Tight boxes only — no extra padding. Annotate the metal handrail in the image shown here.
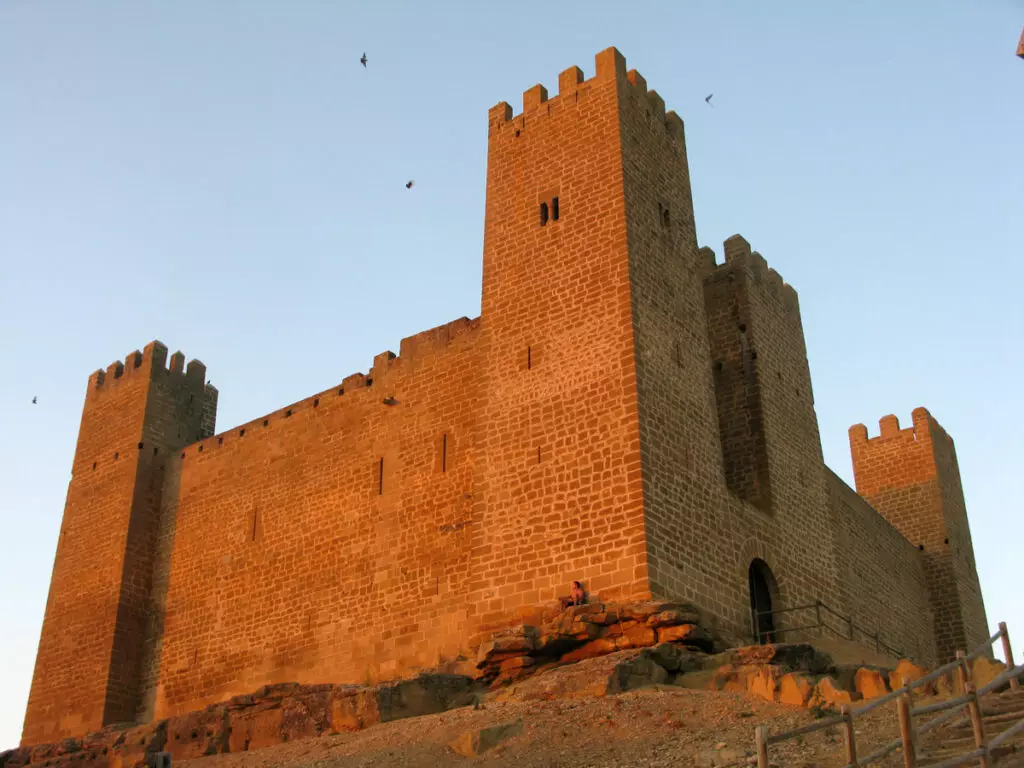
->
[752,599,904,659]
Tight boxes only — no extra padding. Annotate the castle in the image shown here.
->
[22,47,990,746]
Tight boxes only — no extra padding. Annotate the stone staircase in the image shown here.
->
[917,689,1024,766]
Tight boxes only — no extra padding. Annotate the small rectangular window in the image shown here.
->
[551,196,559,221]
[539,202,549,227]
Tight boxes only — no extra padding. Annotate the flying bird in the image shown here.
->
[32,396,37,404]
[405,180,414,189]
[705,93,714,107]
[360,53,367,68]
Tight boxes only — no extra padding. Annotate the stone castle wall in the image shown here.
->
[21,47,988,746]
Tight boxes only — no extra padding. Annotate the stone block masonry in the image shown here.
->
[21,46,992,745]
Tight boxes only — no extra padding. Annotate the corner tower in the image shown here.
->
[473,45,706,619]
[849,408,989,662]
[22,341,217,744]
[471,46,725,623]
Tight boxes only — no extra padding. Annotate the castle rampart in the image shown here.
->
[22,47,990,745]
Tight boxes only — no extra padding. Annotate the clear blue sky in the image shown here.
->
[1,0,1021,750]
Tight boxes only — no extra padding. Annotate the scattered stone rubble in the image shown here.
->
[3,600,1012,768]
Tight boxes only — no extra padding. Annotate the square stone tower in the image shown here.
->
[849,409,990,662]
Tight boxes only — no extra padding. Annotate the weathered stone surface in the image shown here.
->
[330,686,380,732]
[479,600,720,683]
[855,668,890,700]
[499,656,535,671]
[476,627,539,664]
[646,607,702,628]
[658,623,714,650]
[377,674,476,723]
[810,676,859,708]
[449,720,523,758]
[647,643,704,673]
[746,666,782,703]
[613,624,658,650]
[580,611,621,626]
[228,707,280,751]
[607,653,669,694]
[560,637,619,663]
[164,706,230,760]
[729,643,832,674]
[972,656,1007,691]
[618,601,699,623]
[0,747,31,768]
[778,673,813,706]
[534,633,583,657]
[889,659,930,692]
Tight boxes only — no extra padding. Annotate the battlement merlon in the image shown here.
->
[179,316,481,458]
[848,407,954,449]
[86,340,210,400]
[701,235,800,313]
[487,47,685,143]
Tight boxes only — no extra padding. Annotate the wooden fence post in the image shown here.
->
[956,649,969,694]
[841,703,858,767]
[965,681,990,768]
[755,725,769,768]
[897,693,917,768]
[1000,621,1020,693]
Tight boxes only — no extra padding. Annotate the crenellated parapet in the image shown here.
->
[487,47,686,148]
[701,235,800,315]
[178,316,481,459]
[848,407,951,449]
[87,340,210,400]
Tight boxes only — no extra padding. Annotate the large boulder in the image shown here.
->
[746,666,783,703]
[376,674,477,723]
[778,673,813,706]
[647,643,704,673]
[810,676,860,709]
[855,668,890,700]
[658,623,715,651]
[972,656,1007,692]
[476,625,539,666]
[606,652,670,694]
[449,720,523,758]
[889,659,929,692]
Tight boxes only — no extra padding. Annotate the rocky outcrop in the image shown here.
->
[449,720,523,757]
[2,675,478,768]
[476,600,717,685]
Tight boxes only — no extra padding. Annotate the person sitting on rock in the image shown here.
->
[557,580,587,611]
[570,580,586,606]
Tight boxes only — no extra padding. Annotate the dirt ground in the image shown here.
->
[177,652,917,768]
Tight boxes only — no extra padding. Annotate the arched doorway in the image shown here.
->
[748,559,777,644]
